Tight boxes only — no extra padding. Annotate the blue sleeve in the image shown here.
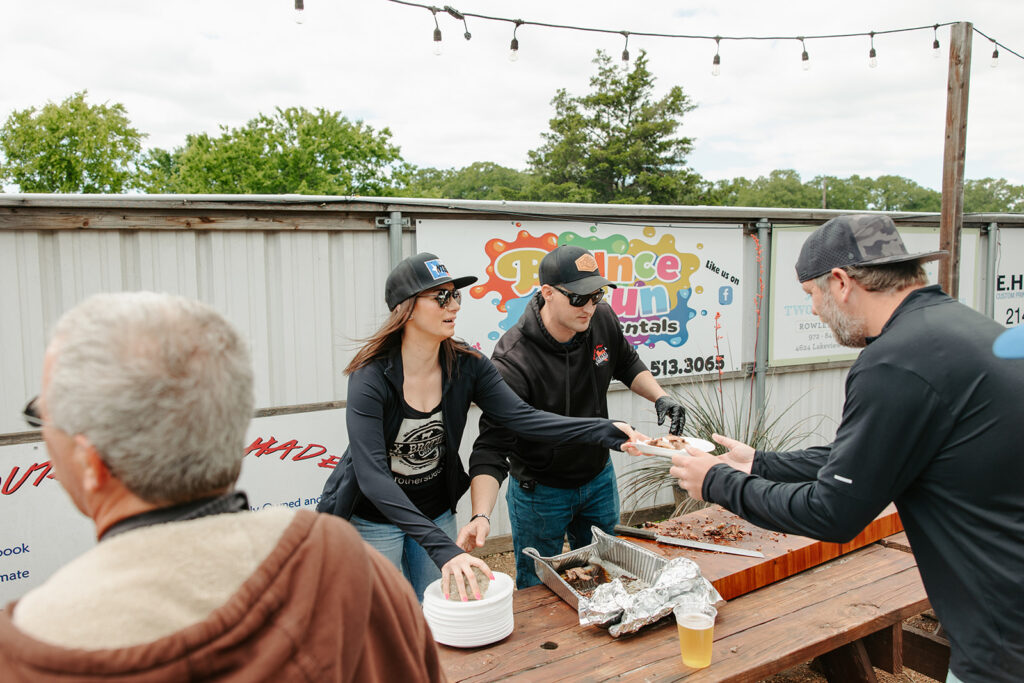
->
[704,364,952,542]
[345,367,464,569]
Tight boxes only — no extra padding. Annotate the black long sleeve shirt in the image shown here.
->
[704,286,1024,683]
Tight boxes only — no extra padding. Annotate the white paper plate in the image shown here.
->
[633,436,715,457]
[422,572,515,648]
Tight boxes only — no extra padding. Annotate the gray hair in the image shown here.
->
[46,292,254,504]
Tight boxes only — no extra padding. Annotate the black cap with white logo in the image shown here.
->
[384,252,477,310]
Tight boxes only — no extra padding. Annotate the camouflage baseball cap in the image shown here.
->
[795,214,947,282]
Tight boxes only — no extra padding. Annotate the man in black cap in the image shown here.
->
[671,215,1024,683]
[465,245,686,588]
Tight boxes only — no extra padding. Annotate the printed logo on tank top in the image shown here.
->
[389,411,446,486]
[593,344,609,367]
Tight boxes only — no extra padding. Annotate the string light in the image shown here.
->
[444,6,471,40]
[932,24,941,59]
[991,42,1000,68]
[621,31,630,64]
[711,36,721,77]
[431,7,442,56]
[509,19,522,62]
[868,31,878,68]
[384,3,1024,69]
[293,0,304,25]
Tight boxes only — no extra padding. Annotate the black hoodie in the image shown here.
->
[471,292,647,488]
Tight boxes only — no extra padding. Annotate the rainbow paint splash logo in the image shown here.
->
[469,226,705,348]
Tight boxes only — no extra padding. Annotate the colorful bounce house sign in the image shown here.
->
[417,220,746,377]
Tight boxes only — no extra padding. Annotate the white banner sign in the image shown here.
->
[0,409,346,604]
[417,219,747,379]
[994,228,1024,327]
[769,226,980,366]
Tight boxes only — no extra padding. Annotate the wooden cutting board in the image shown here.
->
[618,504,902,600]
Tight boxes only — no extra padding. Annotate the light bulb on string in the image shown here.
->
[800,38,810,71]
[620,31,630,65]
[293,0,304,25]
[509,20,522,62]
[445,7,471,41]
[932,25,941,60]
[868,32,877,68]
[711,37,721,76]
[431,8,442,56]
[991,42,999,68]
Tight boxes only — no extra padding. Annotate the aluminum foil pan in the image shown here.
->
[523,526,668,611]
[523,526,722,637]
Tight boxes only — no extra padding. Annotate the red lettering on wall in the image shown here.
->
[318,455,342,469]
[246,437,278,457]
[292,444,327,461]
[267,439,302,460]
[2,462,52,495]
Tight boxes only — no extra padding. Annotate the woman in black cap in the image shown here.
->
[318,252,640,601]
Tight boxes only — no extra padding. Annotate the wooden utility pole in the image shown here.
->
[939,22,972,298]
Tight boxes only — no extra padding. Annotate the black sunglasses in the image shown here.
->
[554,286,605,307]
[23,396,44,429]
[420,288,462,308]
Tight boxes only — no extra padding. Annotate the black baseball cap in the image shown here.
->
[384,252,477,310]
[539,245,617,294]
[795,214,947,282]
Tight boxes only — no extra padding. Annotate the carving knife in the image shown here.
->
[614,524,765,558]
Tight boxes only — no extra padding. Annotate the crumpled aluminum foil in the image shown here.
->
[578,557,723,637]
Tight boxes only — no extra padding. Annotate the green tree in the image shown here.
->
[527,50,701,204]
[398,162,533,200]
[814,175,874,210]
[964,178,1024,213]
[711,170,820,208]
[868,175,940,212]
[141,107,407,195]
[0,91,144,193]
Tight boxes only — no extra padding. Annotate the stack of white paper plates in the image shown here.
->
[422,572,514,648]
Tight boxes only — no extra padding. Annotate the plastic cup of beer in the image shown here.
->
[673,603,717,669]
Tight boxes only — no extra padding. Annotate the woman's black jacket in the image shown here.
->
[318,344,627,568]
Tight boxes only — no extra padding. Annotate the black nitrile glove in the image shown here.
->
[655,396,687,436]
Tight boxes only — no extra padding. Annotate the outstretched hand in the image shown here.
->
[710,433,756,474]
[668,433,756,501]
[456,516,490,553]
[613,421,649,456]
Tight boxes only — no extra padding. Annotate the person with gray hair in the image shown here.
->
[0,292,445,682]
[670,215,1024,683]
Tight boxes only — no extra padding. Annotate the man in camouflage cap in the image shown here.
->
[671,215,1024,683]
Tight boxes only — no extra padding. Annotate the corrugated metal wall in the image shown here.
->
[4,197,1018,533]
[1,226,418,432]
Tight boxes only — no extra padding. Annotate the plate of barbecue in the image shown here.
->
[633,434,715,457]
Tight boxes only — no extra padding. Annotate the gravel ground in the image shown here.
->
[479,550,941,683]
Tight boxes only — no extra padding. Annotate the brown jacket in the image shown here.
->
[0,510,446,682]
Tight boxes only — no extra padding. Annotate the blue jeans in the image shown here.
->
[351,509,456,602]
[506,460,620,589]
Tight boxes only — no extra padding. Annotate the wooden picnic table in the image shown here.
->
[438,533,942,682]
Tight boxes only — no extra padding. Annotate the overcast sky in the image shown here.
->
[2,0,1022,191]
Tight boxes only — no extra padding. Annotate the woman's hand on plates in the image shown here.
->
[441,552,493,602]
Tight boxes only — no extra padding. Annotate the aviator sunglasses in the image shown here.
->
[420,288,462,308]
[554,286,605,307]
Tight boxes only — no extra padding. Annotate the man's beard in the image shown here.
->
[818,287,868,348]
